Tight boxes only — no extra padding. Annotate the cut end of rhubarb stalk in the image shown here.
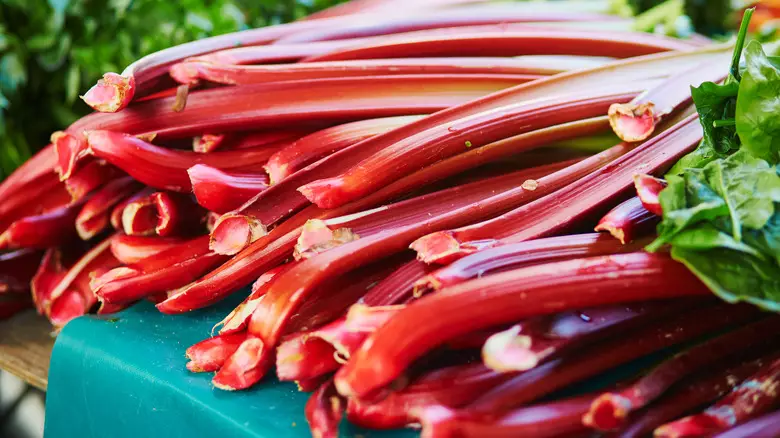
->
[633,174,666,216]
[48,288,88,329]
[410,232,484,265]
[582,393,633,431]
[411,275,442,297]
[482,325,540,372]
[209,213,267,255]
[52,131,88,180]
[121,199,158,236]
[185,332,247,374]
[169,62,201,86]
[294,219,360,260]
[608,102,656,143]
[80,72,136,113]
[594,223,627,245]
[264,161,288,186]
[212,337,269,391]
[297,177,348,209]
[193,134,225,153]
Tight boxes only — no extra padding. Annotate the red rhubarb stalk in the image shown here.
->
[171,58,549,86]
[712,410,780,438]
[192,128,309,153]
[301,52,726,209]
[333,252,711,399]
[276,305,403,382]
[411,114,703,264]
[186,331,247,373]
[298,87,642,209]
[85,131,277,192]
[214,118,602,255]
[64,75,520,180]
[445,304,758,417]
[417,394,595,438]
[30,249,68,314]
[266,116,425,184]
[0,199,84,250]
[172,155,603,311]
[76,177,143,240]
[482,300,698,373]
[211,46,728,253]
[595,196,659,244]
[47,236,119,309]
[654,357,780,437]
[304,30,696,63]
[0,249,42,295]
[614,354,775,438]
[0,144,57,201]
[93,235,228,304]
[417,233,645,292]
[79,15,360,112]
[121,191,205,236]
[347,362,514,430]
[634,173,667,216]
[305,379,344,438]
[188,165,269,214]
[361,260,438,306]
[285,4,622,43]
[584,316,780,431]
[211,335,269,390]
[63,161,121,202]
[215,265,291,336]
[109,235,187,265]
[109,187,154,230]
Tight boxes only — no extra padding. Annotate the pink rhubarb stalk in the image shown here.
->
[303,30,696,63]
[186,331,248,373]
[634,173,667,216]
[482,300,698,373]
[109,235,187,265]
[121,191,206,237]
[188,165,269,214]
[595,196,659,244]
[265,116,425,184]
[411,114,703,264]
[76,176,143,240]
[171,58,550,86]
[584,316,780,431]
[210,46,728,253]
[654,357,780,437]
[333,252,711,399]
[298,87,641,209]
[0,249,42,295]
[93,235,228,304]
[305,379,344,438]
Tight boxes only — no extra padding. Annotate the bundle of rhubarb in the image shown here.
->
[2,0,779,436]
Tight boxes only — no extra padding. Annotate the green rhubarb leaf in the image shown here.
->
[667,223,766,259]
[700,150,780,238]
[671,247,780,312]
[690,81,739,154]
[736,41,780,163]
[744,207,780,266]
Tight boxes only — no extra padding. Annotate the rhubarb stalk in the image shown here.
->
[654,357,780,437]
[188,165,270,214]
[76,177,144,240]
[584,316,780,431]
[334,252,711,399]
[594,197,659,244]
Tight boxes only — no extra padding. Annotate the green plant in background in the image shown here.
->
[0,0,345,180]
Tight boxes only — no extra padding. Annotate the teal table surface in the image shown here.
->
[44,296,416,438]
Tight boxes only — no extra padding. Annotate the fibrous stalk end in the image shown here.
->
[80,73,135,113]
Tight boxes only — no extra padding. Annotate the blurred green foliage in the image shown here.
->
[0,0,345,179]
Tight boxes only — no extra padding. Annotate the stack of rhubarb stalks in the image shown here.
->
[2,0,779,436]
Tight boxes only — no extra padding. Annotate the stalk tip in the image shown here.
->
[81,73,135,113]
